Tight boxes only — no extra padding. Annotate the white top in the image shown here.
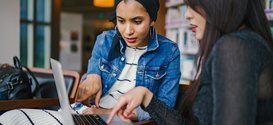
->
[99,46,147,109]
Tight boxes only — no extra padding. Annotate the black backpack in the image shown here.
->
[0,56,40,100]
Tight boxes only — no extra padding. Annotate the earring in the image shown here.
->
[149,26,155,38]
[115,26,121,37]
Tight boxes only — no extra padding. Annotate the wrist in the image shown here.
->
[142,87,153,108]
[87,74,100,78]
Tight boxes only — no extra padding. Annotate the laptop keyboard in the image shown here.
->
[72,114,107,125]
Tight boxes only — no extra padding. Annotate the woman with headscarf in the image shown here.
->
[76,0,181,121]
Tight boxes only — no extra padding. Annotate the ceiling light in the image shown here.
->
[93,0,114,8]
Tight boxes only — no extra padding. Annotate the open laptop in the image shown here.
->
[50,58,132,125]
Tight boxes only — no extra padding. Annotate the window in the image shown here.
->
[20,0,52,68]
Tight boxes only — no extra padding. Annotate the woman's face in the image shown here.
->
[116,0,154,47]
[185,6,206,40]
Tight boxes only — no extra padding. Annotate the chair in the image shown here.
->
[0,67,80,111]
[175,84,190,109]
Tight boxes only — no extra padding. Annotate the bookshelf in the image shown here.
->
[266,9,273,21]
[166,0,184,8]
[165,0,198,85]
[265,0,273,21]
[265,0,273,37]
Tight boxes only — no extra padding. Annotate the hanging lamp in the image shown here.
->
[93,0,115,8]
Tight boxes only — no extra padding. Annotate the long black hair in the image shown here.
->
[180,0,273,124]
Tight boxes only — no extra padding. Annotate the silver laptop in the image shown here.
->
[50,58,132,125]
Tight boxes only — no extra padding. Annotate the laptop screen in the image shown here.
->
[50,58,75,125]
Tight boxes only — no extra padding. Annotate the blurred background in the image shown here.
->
[1,0,272,85]
[0,0,166,74]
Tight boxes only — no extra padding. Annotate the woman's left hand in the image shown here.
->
[107,86,153,123]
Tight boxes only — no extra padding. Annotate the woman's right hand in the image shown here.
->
[76,74,102,107]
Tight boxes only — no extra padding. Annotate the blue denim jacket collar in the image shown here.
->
[147,29,159,52]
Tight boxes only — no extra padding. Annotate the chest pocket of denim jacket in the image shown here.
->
[144,66,167,92]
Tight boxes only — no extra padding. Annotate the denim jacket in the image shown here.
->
[87,29,181,120]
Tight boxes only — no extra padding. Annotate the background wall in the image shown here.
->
[0,1,20,64]
[60,12,83,72]
[154,0,167,36]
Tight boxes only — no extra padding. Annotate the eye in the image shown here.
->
[134,20,142,25]
[117,19,125,24]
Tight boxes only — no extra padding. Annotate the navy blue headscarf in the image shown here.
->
[113,0,160,21]
[110,0,160,22]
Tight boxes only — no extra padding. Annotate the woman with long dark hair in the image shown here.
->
[107,0,273,124]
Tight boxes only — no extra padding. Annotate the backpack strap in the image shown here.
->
[13,56,41,98]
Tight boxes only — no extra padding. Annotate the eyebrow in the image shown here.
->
[117,16,144,20]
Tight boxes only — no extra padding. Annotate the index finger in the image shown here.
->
[76,90,89,102]
[75,85,85,101]
[75,91,81,102]
[107,98,127,123]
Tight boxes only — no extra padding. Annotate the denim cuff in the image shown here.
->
[136,106,151,121]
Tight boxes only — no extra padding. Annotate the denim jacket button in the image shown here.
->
[105,84,108,88]
[100,65,104,69]
[156,73,160,78]
[121,57,125,61]
[112,73,117,77]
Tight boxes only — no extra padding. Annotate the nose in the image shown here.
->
[185,6,192,20]
[125,24,134,36]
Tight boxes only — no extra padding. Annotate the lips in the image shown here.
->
[125,38,137,43]
[191,25,197,33]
